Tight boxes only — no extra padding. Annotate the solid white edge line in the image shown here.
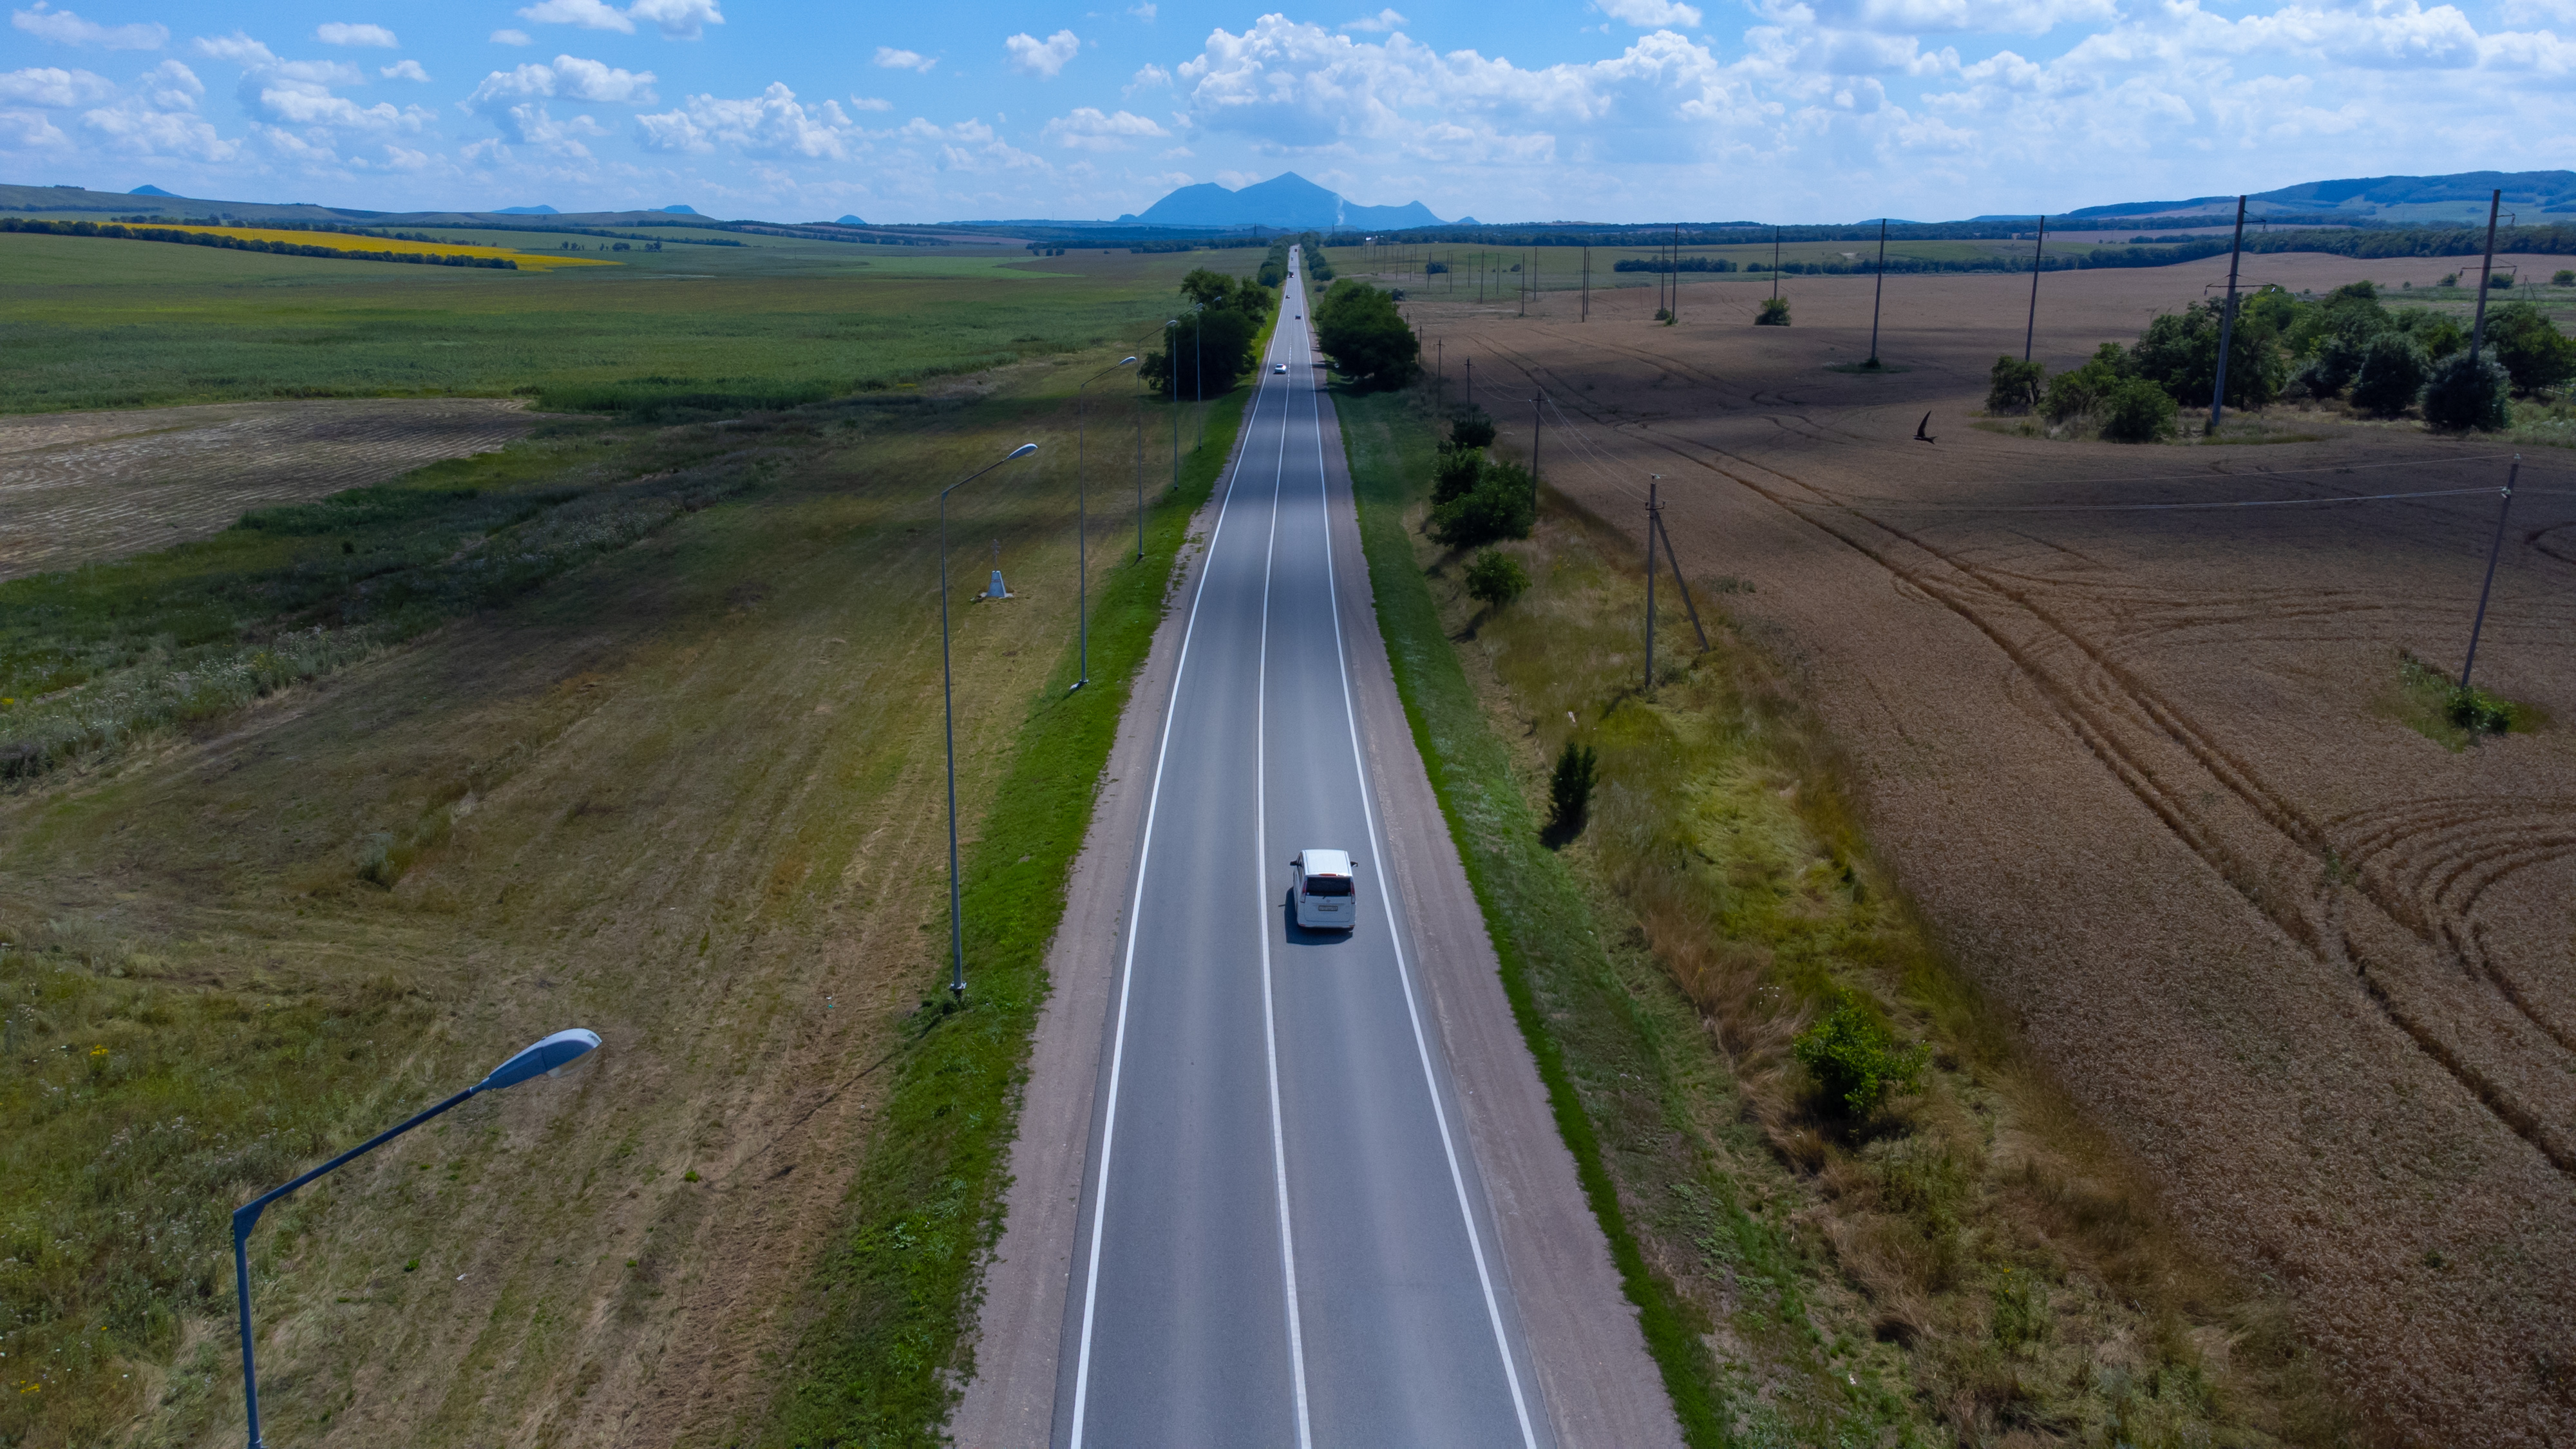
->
[1306,323,1542,1448]
[1255,308,1317,1449]
[1065,308,1281,1449]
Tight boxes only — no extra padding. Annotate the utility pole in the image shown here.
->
[2208,196,2247,434]
[1671,225,1681,325]
[1643,478,1660,695]
[1582,243,1591,321]
[1530,392,1543,515]
[1866,218,1888,366]
[1772,226,1781,302]
[2461,459,2522,690]
[2023,214,2047,363]
[2469,187,2505,366]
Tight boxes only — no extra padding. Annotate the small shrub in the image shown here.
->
[1448,406,1496,449]
[1654,307,1672,323]
[1985,355,2045,413]
[1463,549,1528,608]
[2348,333,2429,417]
[1425,260,1449,274]
[1430,462,1536,548]
[2438,272,2459,288]
[1546,740,1598,838]
[2555,269,2575,287]
[2488,272,2515,289]
[1756,296,1790,326]
[2446,685,2513,734]
[1431,442,1483,504]
[2043,342,2130,422]
[2098,377,2177,443]
[1792,994,1924,1116]
[2292,331,2367,399]
[2420,351,2511,432]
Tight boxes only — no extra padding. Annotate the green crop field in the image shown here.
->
[0,231,1255,417]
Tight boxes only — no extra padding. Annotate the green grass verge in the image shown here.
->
[1334,386,1731,1444]
[761,365,1268,1448]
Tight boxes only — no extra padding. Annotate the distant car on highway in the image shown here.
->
[1274,363,1289,374]
[1291,849,1358,930]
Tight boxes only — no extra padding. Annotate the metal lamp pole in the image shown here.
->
[1165,318,1180,494]
[234,1028,602,1449]
[1191,302,1208,451]
[1134,360,1148,563]
[1074,356,1138,692]
[939,442,1041,1000]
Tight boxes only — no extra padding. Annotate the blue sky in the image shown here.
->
[3,0,2570,222]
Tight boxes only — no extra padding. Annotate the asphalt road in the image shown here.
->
[1051,263,1550,1448]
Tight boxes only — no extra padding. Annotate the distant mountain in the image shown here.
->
[128,184,176,197]
[2067,169,2576,222]
[493,204,559,215]
[1122,172,1443,231]
[662,204,697,214]
[836,214,866,225]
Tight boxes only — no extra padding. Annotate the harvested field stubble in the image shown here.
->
[0,359,1209,1448]
[0,398,535,580]
[1417,252,2576,1444]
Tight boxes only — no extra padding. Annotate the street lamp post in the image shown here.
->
[1165,318,1180,496]
[233,1028,603,1449]
[1074,356,1138,692]
[938,442,1041,1001]
[1190,303,1208,452]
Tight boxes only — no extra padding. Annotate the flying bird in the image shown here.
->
[1913,412,1936,444]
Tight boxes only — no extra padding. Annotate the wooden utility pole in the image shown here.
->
[1670,225,1681,324]
[2469,187,2505,366]
[2208,196,2248,433]
[1530,392,1544,514]
[1582,243,1591,321]
[2461,459,2521,689]
[1866,218,1889,366]
[1644,478,1660,694]
[2023,214,2046,363]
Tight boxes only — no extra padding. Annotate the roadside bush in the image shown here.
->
[1143,268,1272,401]
[2043,343,2131,422]
[1432,441,1483,504]
[1430,461,1535,548]
[2349,333,2429,416]
[2098,377,2178,442]
[1448,406,1497,449]
[2290,331,2366,399]
[1313,277,1417,389]
[1425,260,1450,274]
[1464,549,1528,607]
[2130,298,2285,410]
[1792,994,1924,1117]
[2482,301,2576,395]
[1756,296,1790,326]
[1985,355,2045,413]
[1546,739,1598,839]
[2420,352,2512,432]
[2556,269,2575,287]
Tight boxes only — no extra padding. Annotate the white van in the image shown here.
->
[1291,849,1358,931]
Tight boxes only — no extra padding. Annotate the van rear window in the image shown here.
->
[1303,874,1353,896]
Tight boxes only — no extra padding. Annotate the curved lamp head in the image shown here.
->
[1008,442,1038,460]
[1119,355,1137,366]
[475,1028,601,1093]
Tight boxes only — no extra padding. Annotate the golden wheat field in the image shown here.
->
[1404,251,2576,1446]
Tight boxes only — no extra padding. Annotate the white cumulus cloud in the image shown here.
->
[1598,0,1702,26]
[316,22,396,47]
[637,80,855,156]
[1042,105,1170,149]
[874,46,936,72]
[516,0,721,39]
[0,63,113,106]
[1341,9,1408,31]
[1005,28,1079,77]
[381,58,429,80]
[190,32,276,66]
[491,28,533,44]
[10,5,167,50]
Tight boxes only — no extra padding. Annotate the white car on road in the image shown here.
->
[1274,363,1289,374]
[1291,849,1358,930]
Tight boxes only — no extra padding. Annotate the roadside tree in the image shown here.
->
[2420,352,2512,431]
[1313,279,1418,390]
